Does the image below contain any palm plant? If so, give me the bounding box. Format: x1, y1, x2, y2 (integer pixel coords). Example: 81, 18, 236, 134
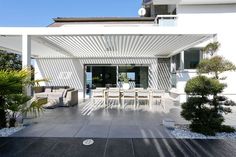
0, 69, 47, 128
6, 94, 46, 127
0, 70, 29, 128
6, 94, 31, 127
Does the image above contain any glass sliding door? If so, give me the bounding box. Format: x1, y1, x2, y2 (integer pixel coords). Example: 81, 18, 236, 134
92, 66, 117, 88
85, 65, 149, 97
85, 65, 117, 96
118, 66, 148, 89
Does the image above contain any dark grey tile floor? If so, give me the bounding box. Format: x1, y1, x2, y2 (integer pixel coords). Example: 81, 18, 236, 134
12, 99, 184, 138
1, 137, 236, 157
11, 99, 236, 138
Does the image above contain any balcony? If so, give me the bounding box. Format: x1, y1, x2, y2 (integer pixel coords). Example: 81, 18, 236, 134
155, 15, 178, 27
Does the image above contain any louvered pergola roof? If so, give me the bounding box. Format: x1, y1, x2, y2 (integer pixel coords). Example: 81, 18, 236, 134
0, 26, 214, 58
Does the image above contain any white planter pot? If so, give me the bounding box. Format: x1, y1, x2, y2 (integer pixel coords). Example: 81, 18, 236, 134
123, 83, 130, 90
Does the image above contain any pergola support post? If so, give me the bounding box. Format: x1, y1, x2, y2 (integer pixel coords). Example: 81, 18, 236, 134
22, 34, 32, 96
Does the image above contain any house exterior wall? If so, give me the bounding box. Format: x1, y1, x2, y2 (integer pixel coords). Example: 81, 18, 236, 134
176, 4, 236, 102
35, 57, 171, 99
33, 2, 236, 102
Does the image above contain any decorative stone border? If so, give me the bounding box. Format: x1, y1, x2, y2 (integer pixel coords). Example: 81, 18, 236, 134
0, 127, 25, 137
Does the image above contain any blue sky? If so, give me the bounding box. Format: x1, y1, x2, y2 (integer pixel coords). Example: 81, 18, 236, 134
0, 0, 141, 27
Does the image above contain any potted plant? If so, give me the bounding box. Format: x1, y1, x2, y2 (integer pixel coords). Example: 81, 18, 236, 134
6, 94, 46, 127
119, 73, 130, 89
6, 94, 31, 127
32, 78, 49, 93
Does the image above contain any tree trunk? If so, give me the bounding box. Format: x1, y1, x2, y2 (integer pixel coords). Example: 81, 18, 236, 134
9, 118, 16, 128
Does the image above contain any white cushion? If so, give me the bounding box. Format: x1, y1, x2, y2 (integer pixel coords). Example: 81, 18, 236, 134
44, 88, 52, 93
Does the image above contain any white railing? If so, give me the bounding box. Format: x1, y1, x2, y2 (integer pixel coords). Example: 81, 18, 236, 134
154, 15, 178, 27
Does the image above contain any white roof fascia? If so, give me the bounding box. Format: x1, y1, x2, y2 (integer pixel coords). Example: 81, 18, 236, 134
0, 26, 216, 36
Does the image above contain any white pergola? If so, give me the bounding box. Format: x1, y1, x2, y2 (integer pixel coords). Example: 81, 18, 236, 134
0, 26, 216, 65
0, 26, 215, 95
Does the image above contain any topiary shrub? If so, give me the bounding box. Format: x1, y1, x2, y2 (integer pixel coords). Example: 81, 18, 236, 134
181, 76, 235, 136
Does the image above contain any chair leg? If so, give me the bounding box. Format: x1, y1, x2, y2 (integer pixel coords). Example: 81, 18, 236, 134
108, 99, 110, 108
117, 99, 119, 108
137, 99, 139, 108
133, 99, 136, 110
162, 98, 165, 110
149, 99, 151, 109
122, 98, 125, 109
103, 98, 106, 108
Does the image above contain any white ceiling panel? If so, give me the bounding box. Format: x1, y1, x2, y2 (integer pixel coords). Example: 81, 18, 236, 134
43, 34, 211, 57
0, 34, 212, 58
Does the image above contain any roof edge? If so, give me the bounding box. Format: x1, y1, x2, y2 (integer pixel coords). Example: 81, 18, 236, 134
53, 17, 155, 22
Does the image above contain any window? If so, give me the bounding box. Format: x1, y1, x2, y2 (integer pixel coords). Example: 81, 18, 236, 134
184, 48, 202, 69
171, 53, 181, 72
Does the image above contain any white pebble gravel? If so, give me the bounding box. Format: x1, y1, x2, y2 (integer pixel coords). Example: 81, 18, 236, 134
170, 127, 236, 139
0, 127, 25, 137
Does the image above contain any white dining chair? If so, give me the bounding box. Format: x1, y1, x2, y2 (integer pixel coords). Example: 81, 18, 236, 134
122, 89, 136, 109
150, 89, 165, 109
91, 89, 106, 108
107, 88, 120, 108
137, 89, 150, 108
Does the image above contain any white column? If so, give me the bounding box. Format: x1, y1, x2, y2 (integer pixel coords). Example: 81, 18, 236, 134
22, 34, 31, 96
22, 35, 31, 69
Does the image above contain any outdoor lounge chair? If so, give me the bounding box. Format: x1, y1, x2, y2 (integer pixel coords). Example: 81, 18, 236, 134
63, 89, 78, 106
35, 86, 78, 108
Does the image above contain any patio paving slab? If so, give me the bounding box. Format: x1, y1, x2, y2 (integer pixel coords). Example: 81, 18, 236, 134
49, 138, 107, 157
105, 139, 135, 157
75, 125, 110, 138
10, 100, 236, 138
15, 138, 58, 157
108, 125, 142, 138
0, 137, 38, 156
0, 137, 236, 157
133, 138, 193, 157
42, 124, 84, 137
138, 125, 174, 138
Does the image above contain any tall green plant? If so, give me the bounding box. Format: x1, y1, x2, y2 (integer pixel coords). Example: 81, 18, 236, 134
0, 50, 35, 80
181, 42, 236, 135
6, 94, 46, 127
6, 94, 31, 127
202, 41, 220, 56
197, 56, 236, 79
199, 42, 236, 79
0, 50, 22, 70
0, 70, 30, 128
181, 76, 235, 135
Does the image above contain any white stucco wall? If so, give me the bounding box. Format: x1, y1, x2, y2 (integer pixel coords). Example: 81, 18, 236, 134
34, 58, 164, 99
176, 4, 236, 102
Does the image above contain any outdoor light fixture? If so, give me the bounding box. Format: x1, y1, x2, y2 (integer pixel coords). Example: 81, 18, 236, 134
83, 139, 94, 146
